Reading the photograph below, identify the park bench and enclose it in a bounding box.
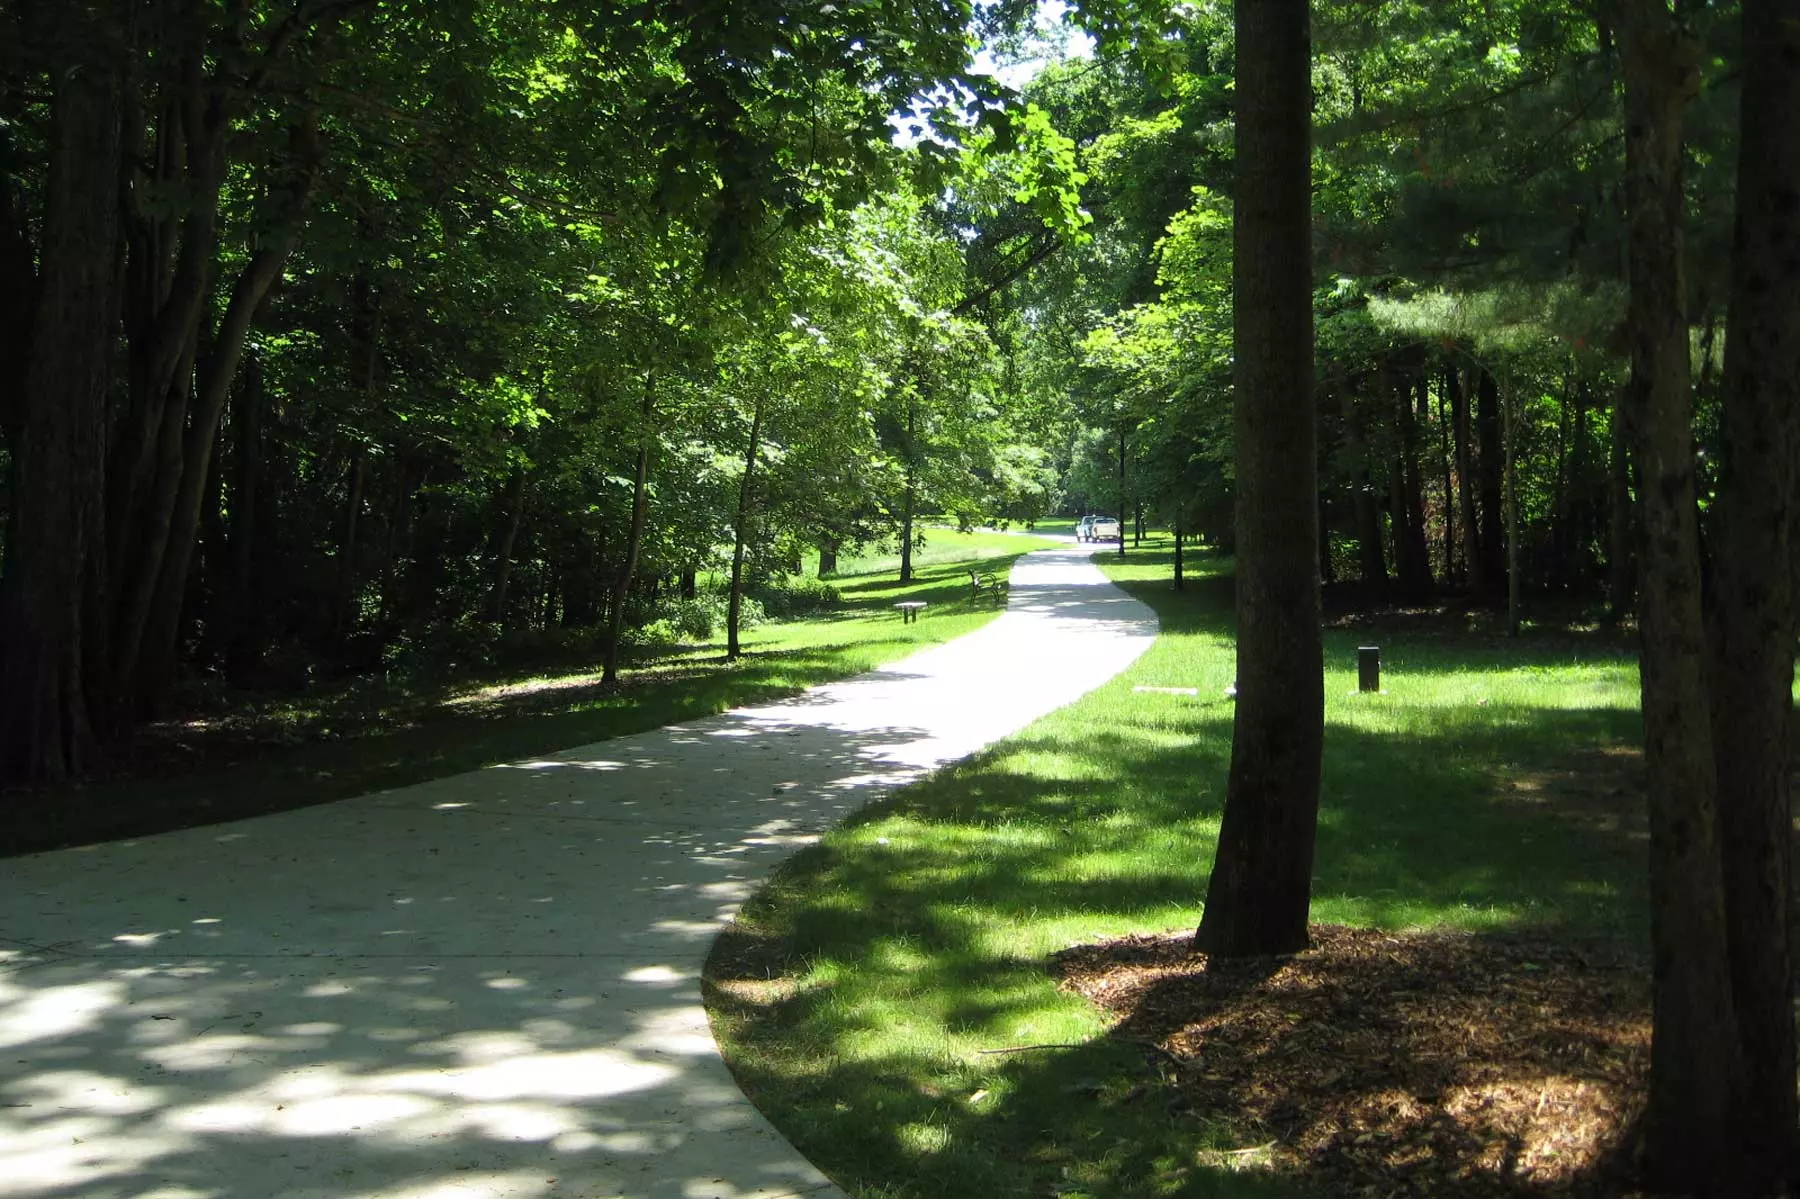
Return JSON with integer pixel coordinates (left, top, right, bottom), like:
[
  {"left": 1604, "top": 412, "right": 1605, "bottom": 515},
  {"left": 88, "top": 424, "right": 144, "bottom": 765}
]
[
  {"left": 895, "top": 600, "right": 927, "bottom": 624},
  {"left": 968, "top": 569, "right": 1009, "bottom": 604}
]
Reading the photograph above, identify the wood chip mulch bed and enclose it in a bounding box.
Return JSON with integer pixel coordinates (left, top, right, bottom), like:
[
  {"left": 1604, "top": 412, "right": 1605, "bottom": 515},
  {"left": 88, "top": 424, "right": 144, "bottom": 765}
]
[{"left": 1055, "top": 924, "right": 1650, "bottom": 1197}]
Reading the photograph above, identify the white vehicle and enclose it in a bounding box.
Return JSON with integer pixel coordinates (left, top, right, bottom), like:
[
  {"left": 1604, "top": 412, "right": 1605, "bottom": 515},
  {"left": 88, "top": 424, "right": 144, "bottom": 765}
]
[
  {"left": 1090, "top": 516, "right": 1122, "bottom": 541},
  {"left": 1076, "top": 516, "right": 1096, "bottom": 541}
]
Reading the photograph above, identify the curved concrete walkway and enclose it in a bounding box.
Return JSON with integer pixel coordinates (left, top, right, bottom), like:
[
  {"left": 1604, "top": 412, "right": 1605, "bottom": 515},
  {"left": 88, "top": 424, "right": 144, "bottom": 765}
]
[{"left": 0, "top": 544, "right": 1157, "bottom": 1199}]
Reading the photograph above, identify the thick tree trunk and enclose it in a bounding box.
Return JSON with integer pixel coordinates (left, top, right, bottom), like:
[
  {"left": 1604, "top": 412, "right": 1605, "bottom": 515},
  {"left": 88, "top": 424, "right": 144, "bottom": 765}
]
[
  {"left": 818, "top": 542, "right": 838, "bottom": 577},
  {"left": 604, "top": 375, "right": 656, "bottom": 684},
  {"left": 728, "top": 397, "right": 765, "bottom": 660},
  {"left": 1711, "top": 1, "right": 1800, "bottom": 1186},
  {"left": 680, "top": 569, "right": 697, "bottom": 600},
  {"left": 0, "top": 37, "right": 123, "bottom": 784},
  {"left": 1196, "top": 0, "right": 1322, "bottom": 960},
  {"left": 1617, "top": 9, "right": 1747, "bottom": 1192}
]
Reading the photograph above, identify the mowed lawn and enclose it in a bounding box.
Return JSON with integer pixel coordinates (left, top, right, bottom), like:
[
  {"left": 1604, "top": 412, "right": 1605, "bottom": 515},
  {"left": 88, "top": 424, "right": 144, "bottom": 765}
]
[
  {"left": 0, "top": 528, "right": 1056, "bottom": 857},
  {"left": 708, "top": 535, "right": 1648, "bottom": 1198}
]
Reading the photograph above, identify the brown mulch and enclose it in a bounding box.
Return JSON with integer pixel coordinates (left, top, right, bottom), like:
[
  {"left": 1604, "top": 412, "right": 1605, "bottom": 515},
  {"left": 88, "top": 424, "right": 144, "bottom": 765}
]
[{"left": 1055, "top": 924, "right": 1650, "bottom": 1197}]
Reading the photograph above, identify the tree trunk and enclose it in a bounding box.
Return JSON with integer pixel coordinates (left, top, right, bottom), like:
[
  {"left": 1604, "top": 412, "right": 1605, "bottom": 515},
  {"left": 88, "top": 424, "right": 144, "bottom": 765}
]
[
  {"left": 604, "top": 374, "right": 656, "bottom": 684},
  {"left": 130, "top": 114, "right": 320, "bottom": 710},
  {"left": 1617, "top": 8, "right": 1747, "bottom": 1191},
  {"left": 899, "top": 395, "right": 917, "bottom": 583},
  {"left": 1476, "top": 366, "right": 1506, "bottom": 595},
  {"left": 818, "top": 541, "right": 838, "bottom": 577},
  {"left": 1342, "top": 388, "right": 1387, "bottom": 591},
  {"left": 0, "top": 36, "right": 123, "bottom": 784},
  {"left": 1117, "top": 426, "right": 1128, "bottom": 559},
  {"left": 680, "top": 568, "right": 697, "bottom": 600},
  {"left": 1196, "top": 0, "right": 1322, "bottom": 960},
  {"left": 728, "top": 396, "right": 765, "bottom": 660},
  {"left": 1711, "top": 0, "right": 1800, "bottom": 1185},
  {"left": 1608, "top": 378, "right": 1639, "bottom": 624},
  {"left": 1438, "top": 367, "right": 1457, "bottom": 581},
  {"left": 1453, "top": 361, "right": 1484, "bottom": 596},
  {"left": 487, "top": 469, "right": 527, "bottom": 624},
  {"left": 1393, "top": 370, "right": 1433, "bottom": 598},
  {"left": 1503, "top": 374, "right": 1520, "bottom": 636},
  {"left": 1173, "top": 510, "right": 1185, "bottom": 590}
]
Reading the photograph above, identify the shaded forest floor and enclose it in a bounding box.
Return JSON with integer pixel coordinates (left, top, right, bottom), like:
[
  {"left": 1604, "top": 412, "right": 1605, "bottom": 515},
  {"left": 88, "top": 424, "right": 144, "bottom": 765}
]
[
  {"left": 709, "top": 537, "right": 1666, "bottom": 1199},
  {"left": 1, "top": 535, "right": 1047, "bottom": 857}
]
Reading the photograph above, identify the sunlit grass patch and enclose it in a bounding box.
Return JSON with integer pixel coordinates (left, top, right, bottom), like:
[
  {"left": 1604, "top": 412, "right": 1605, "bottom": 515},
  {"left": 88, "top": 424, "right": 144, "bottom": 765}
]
[{"left": 709, "top": 537, "right": 1648, "bottom": 1198}]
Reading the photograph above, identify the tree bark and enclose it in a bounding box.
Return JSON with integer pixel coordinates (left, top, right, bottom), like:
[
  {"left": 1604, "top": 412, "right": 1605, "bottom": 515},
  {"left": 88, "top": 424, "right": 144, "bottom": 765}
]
[
  {"left": 1617, "top": 7, "right": 1747, "bottom": 1191},
  {"left": 1173, "top": 510, "right": 1185, "bottom": 590},
  {"left": 1393, "top": 369, "right": 1433, "bottom": 599},
  {"left": 487, "top": 469, "right": 527, "bottom": 624},
  {"left": 1711, "top": 0, "right": 1800, "bottom": 1185},
  {"left": 1476, "top": 366, "right": 1506, "bottom": 595},
  {"left": 604, "top": 374, "right": 656, "bottom": 684},
  {"left": 1342, "top": 386, "right": 1387, "bottom": 591},
  {"left": 1196, "top": 0, "right": 1322, "bottom": 960},
  {"left": 818, "top": 541, "right": 838, "bottom": 577},
  {"left": 728, "top": 396, "right": 765, "bottom": 660},
  {"left": 1438, "top": 366, "right": 1457, "bottom": 581},
  {"left": 899, "top": 394, "right": 917, "bottom": 583},
  {"left": 1608, "top": 378, "right": 1639, "bottom": 624},
  {"left": 0, "top": 26, "right": 124, "bottom": 784},
  {"left": 1117, "top": 425, "right": 1128, "bottom": 559},
  {"left": 1453, "top": 360, "right": 1484, "bottom": 595}
]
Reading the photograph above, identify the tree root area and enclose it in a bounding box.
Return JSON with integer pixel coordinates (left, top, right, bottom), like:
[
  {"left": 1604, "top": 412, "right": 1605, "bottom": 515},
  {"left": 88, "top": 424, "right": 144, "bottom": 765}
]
[{"left": 1055, "top": 924, "right": 1648, "bottom": 1197}]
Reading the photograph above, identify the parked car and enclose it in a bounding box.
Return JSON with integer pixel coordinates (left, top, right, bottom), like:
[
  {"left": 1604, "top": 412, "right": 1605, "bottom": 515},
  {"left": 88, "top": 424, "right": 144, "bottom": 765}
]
[
  {"left": 1091, "top": 516, "right": 1122, "bottom": 541},
  {"left": 1076, "top": 516, "right": 1096, "bottom": 541}
]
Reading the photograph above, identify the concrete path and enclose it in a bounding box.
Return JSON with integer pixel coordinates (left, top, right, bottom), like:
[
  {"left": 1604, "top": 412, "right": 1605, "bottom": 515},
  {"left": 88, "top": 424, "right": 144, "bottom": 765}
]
[{"left": 0, "top": 544, "right": 1157, "bottom": 1199}]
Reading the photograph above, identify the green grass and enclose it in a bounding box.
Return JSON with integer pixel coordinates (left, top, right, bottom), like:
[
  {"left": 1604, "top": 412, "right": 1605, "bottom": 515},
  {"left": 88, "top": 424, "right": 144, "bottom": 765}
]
[
  {"left": 707, "top": 534, "right": 1647, "bottom": 1199},
  {"left": 0, "top": 529, "right": 1056, "bottom": 857}
]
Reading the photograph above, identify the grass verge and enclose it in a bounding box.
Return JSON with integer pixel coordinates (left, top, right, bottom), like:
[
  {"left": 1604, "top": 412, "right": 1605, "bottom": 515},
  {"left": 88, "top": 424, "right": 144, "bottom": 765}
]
[
  {"left": 707, "top": 534, "right": 1648, "bottom": 1198},
  {"left": 0, "top": 529, "right": 1055, "bottom": 857}
]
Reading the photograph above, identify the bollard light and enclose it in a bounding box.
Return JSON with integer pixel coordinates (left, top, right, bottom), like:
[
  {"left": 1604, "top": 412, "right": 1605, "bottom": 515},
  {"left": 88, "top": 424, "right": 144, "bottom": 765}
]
[{"left": 1358, "top": 646, "right": 1381, "bottom": 693}]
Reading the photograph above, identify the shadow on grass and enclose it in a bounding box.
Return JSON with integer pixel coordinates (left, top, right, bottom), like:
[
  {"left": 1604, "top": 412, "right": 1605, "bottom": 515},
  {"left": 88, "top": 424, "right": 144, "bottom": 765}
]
[
  {"left": 710, "top": 552, "right": 1650, "bottom": 1199},
  {"left": 0, "top": 554, "right": 1040, "bottom": 859}
]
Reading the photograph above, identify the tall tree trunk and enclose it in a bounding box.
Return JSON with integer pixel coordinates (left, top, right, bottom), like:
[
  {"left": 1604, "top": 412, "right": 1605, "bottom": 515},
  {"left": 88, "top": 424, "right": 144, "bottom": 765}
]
[
  {"left": 1117, "top": 425, "right": 1128, "bottom": 559},
  {"left": 728, "top": 396, "right": 765, "bottom": 660},
  {"left": 1608, "top": 378, "right": 1639, "bottom": 624},
  {"left": 1476, "top": 367, "right": 1506, "bottom": 595},
  {"left": 1342, "top": 388, "right": 1387, "bottom": 591},
  {"left": 1438, "top": 367, "right": 1457, "bottom": 581},
  {"left": 1173, "top": 510, "right": 1185, "bottom": 590},
  {"left": 486, "top": 468, "right": 526, "bottom": 624},
  {"left": 604, "top": 374, "right": 656, "bottom": 684},
  {"left": 0, "top": 33, "right": 123, "bottom": 784},
  {"left": 129, "top": 114, "right": 320, "bottom": 710},
  {"left": 1711, "top": 0, "right": 1800, "bottom": 1185},
  {"left": 226, "top": 352, "right": 265, "bottom": 684},
  {"left": 899, "top": 395, "right": 917, "bottom": 583},
  {"left": 818, "top": 541, "right": 838, "bottom": 577},
  {"left": 1453, "top": 361, "right": 1484, "bottom": 596},
  {"left": 1617, "top": 8, "right": 1746, "bottom": 1192},
  {"left": 1394, "top": 370, "right": 1433, "bottom": 598},
  {"left": 1503, "top": 374, "right": 1520, "bottom": 636},
  {"left": 1196, "top": 0, "right": 1322, "bottom": 960}
]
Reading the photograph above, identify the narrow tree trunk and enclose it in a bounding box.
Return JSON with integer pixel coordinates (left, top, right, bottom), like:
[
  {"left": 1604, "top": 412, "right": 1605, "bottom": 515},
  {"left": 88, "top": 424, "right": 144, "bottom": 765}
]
[
  {"left": 604, "top": 374, "right": 656, "bottom": 684},
  {"left": 1710, "top": 1, "right": 1800, "bottom": 1185},
  {"left": 1394, "top": 370, "right": 1433, "bottom": 598},
  {"left": 1438, "top": 367, "right": 1458, "bottom": 581},
  {"left": 1503, "top": 374, "right": 1520, "bottom": 636},
  {"left": 1117, "top": 426, "right": 1128, "bottom": 559},
  {"left": 487, "top": 469, "right": 526, "bottom": 624},
  {"left": 680, "top": 569, "right": 697, "bottom": 600},
  {"left": 1173, "top": 510, "right": 1185, "bottom": 590},
  {"left": 1608, "top": 379, "right": 1639, "bottom": 624},
  {"left": 728, "top": 396, "right": 765, "bottom": 660},
  {"left": 226, "top": 351, "right": 265, "bottom": 684},
  {"left": 1476, "top": 367, "right": 1506, "bottom": 595},
  {"left": 1342, "top": 389, "right": 1387, "bottom": 591},
  {"left": 899, "top": 396, "right": 917, "bottom": 583},
  {"left": 131, "top": 115, "right": 320, "bottom": 709},
  {"left": 1453, "top": 361, "right": 1484, "bottom": 596},
  {"left": 1196, "top": 0, "right": 1322, "bottom": 960},
  {"left": 1618, "top": 9, "right": 1746, "bottom": 1191},
  {"left": 0, "top": 42, "right": 123, "bottom": 784}
]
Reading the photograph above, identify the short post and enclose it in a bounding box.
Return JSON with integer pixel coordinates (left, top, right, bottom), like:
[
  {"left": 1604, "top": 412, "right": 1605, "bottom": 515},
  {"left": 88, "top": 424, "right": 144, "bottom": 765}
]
[{"left": 1357, "top": 646, "right": 1381, "bottom": 693}]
